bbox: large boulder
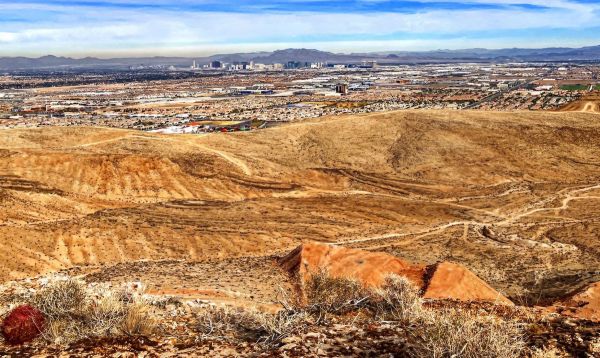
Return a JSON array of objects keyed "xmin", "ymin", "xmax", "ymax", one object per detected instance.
[
  {"xmin": 1, "ymin": 305, "xmax": 46, "ymax": 345},
  {"xmin": 280, "ymin": 241, "xmax": 513, "ymax": 305}
]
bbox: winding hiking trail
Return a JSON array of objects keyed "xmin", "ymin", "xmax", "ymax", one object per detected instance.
[
  {"xmin": 2, "ymin": 109, "xmax": 600, "ymax": 303},
  {"xmin": 71, "ymin": 133, "xmax": 252, "ymax": 176}
]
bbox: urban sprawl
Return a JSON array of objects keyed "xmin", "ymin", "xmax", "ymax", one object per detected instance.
[{"xmin": 1, "ymin": 61, "xmax": 598, "ymax": 133}]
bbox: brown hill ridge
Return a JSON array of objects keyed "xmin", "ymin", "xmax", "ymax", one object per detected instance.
[{"xmin": 279, "ymin": 242, "xmax": 513, "ymax": 305}]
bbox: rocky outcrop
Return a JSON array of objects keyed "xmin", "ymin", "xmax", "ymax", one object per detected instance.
[
  {"xmin": 279, "ymin": 242, "xmax": 513, "ymax": 305},
  {"xmin": 552, "ymin": 281, "xmax": 600, "ymax": 321},
  {"xmin": 279, "ymin": 242, "xmax": 427, "ymax": 288},
  {"xmin": 422, "ymin": 262, "xmax": 513, "ymax": 305}
]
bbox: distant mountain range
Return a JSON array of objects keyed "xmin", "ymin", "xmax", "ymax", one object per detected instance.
[{"xmin": 2, "ymin": 46, "xmax": 600, "ymax": 71}]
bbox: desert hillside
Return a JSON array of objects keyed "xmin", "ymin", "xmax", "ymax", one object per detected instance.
[{"xmin": 1, "ymin": 110, "xmax": 600, "ymax": 304}]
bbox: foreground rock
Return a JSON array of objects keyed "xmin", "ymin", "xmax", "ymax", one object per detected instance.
[
  {"xmin": 1, "ymin": 305, "xmax": 45, "ymax": 345},
  {"xmin": 279, "ymin": 241, "xmax": 426, "ymax": 287},
  {"xmin": 423, "ymin": 262, "xmax": 513, "ymax": 305},
  {"xmin": 279, "ymin": 241, "xmax": 513, "ymax": 305}
]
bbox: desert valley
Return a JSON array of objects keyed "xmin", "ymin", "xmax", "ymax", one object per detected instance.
[{"xmin": 1, "ymin": 96, "xmax": 600, "ymax": 355}]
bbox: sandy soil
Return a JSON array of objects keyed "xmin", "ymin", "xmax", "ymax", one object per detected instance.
[
  {"xmin": 1, "ymin": 109, "xmax": 600, "ymax": 303},
  {"xmin": 559, "ymin": 92, "xmax": 600, "ymax": 113}
]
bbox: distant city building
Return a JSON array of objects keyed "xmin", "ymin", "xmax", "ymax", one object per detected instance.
[
  {"xmin": 210, "ymin": 61, "xmax": 222, "ymax": 69},
  {"xmin": 335, "ymin": 83, "xmax": 349, "ymax": 95}
]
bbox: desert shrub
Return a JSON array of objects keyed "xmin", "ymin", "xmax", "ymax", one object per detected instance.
[
  {"xmin": 32, "ymin": 278, "xmax": 87, "ymax": 320},
  {"xmin": 1, "ymin": 305, "xmax": 46, "ymax": 345},
  {"xmin": 120, "ymin": 302, "xmax": 156, "ymax": 336},
  {"xmin": 303, "ymin": 270, "xmax": 370, "ymax": 316},
  {"xmin": 42, "ymin": 318, "xmax": 88, "ymax": 344},
  {"xmin": 87, "ymin": 289, "xmax": 128, "ymax": 336},
  {"xmin": 29, "ymin": 278, "xmax": 155, "ymax": 344},
  {"xmin": 197, "ymin": 305, "xmax": 310, "ymax": 346},
  {"xmin": 301, "ymin": 271, "xmax": 525, "ymax": 357},
  {"xmin": 414, "ymin": 308, "xmax": 525, "ymax": 358},
  {"xmin": 254, "ymin": 309, "xmax": 311, "ymax": 345},
  {"xmin": 370, "ymin": 274, "xmax": 423, "ymax": 323},
  {"xmin": 197, "ymin": 306, "xmax": 262, "ymax": 341}
]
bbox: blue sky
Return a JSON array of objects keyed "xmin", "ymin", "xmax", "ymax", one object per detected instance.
[{"xmin": 1, "ymin": 0, "xmax": 599, "ymax": 57}]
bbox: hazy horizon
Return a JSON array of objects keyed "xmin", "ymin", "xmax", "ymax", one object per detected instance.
[{"xmin": 1, "ymin": 0, "xmax": 600, "ymax": 57}]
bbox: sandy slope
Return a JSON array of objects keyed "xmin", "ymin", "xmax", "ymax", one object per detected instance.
[
  {"xmin": 1, "ymin": 110, "xmax": 600, "ymax": 302},
  {"xmin": 559, "ymin": 93, "xmax": 600, "ymax": 113}
]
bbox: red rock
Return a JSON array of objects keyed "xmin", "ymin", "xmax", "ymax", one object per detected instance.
[
  {"xmin": 422, "ymin": 262, "xmax": 513, "ymax": 305},
  {"xmin": 1, "ymin": 305, "xmax": 46, "ymax": 345},
  {"xmin": 280, "ymin": 241, "xmax": 513, "ymax": 305},
  {"xmin": 553, "ymin": 281, "xmax": 600, "ymax": 322},
  {"xmin": 279, "ymin": 242, "xmax": 426, "ymax": 288}
]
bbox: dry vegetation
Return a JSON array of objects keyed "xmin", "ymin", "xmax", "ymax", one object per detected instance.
[
  {"xmin": 7, "ymin": 278, "xmax": 156, "ymax": 344},
  {"xmin": 1, "ymin": 271, "xmax": 597, "ymax": 356},
  {"xmin": 195, "ymin": 271, "xmax": 526, "ymax": 357}
]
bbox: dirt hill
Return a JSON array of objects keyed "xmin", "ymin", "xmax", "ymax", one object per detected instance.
[
  {"xmin": 1, "ymin": 110, "xmax": 600, "ymax": 305},
  {"xmin": 559, "ymin": 92, "xmax": 600, "ymax": 113}
]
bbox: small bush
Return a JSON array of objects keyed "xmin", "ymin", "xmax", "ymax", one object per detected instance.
[
  {"xmin": 371, "ymin": 274, "xmax": 423, "ymax": 323},
  {"xmin": 197, "ymin": 306, "xmax": 261, "ymax": 341},
  {"xmin": 254, "ymin": 309, "xmax": 311, "ymax": 345},
  {"xmin": 120, "ymin": 302, "xmax": 155, "ymax": 336},
  {"xmin": 29, "ymin": 278, "xmax": 155, "ymax": 344},
  {"xmin": 1, "ymin": 305, "xmax": 46, "ymax": 345},
  {"xmin": 301, "ymin": 271, "xmax": 525, "ymax": 357},
  {"xmin": 87, "ymin": 290, "xmax": 128, "ymax": 336},
  {"xmin": 32, "ymin": 278, "xmax": 87, "ymax": 320},
  {"xmin": 197, "ymin": 305, "xmax": 310, "ymax": 346},
  {"xmin": 191, "ymin": 269, "xmax": 525, "ymax": 356},
  {"xmin": 415, "ymin": 308, "xmax": 525, "ymax": 358},
  {"xmin": 304, "ymin": 270, "xmax": 370, "ymax": 316}
]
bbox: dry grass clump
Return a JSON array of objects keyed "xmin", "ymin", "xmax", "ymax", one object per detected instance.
[
  {"xmin": 303, "ymin": 271, "xmax": 525, "ymax": 358},
  {"xmin": 197, "ymin": 306, "xmax": 259, "ymax": 340},
  {"xmin": 254, "ymin": 309, "xmax": 311, "ymax": 344},
  {"xmin": 120, "ymin": 302, "xmax": 156, "ymax": 337},
  {"xmin": 197, "ymin": 305, "xmax": 310, "ymax": 345},
  {"xmin": 370, "ymin": 274, "xmax": 423, "ymax": 324},
  {"xmin": 194, "ymin": 271, "xmax": 525, "ymax": 356},
  {"xmin": 303, "ymin": 269, "xmax": 370, "ymax": 316},
  {"xmin": 30, "ymin": 278, "xmax": 155, "ymax": 344},
  {"xmin": 32, "ymin": 278, "xmax": 87, "ymax": 320},
  {"xmin": 415, "ymin": 309, "xmax": 525, "ymax": 358}
]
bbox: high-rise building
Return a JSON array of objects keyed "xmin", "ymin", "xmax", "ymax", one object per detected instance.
[
  {"xmin": 335, "ymin": 84, "xmax": 349, "ymax": 95},
  {"xmin": 210, "ymin": 61, "xmax": 222, "ymax": 69}
]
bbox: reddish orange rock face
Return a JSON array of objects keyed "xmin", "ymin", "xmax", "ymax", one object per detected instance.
[
  {"xmin": 1, "ymin": 305, "xmax": 46, "ymax": 345},
  {"xmin": 553, "ymin": 281, "xmax": 600, "ymax": 322},
  {"xmin": 280, "ymin": 242, "xmax": 513, "ymax": 306},
  {"xmin": 422, "ymin": 262, "xmax": 513, "ymax": 305},
  {"xmin": 279, "ymin": 241, "xmax": 426, "ymax": 288}
]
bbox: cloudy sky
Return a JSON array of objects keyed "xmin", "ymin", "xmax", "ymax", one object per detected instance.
[{"xmin": 1, "ymin": 0, "xmax": 599, "ymax": 57}]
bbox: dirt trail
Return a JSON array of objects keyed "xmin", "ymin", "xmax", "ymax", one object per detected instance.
[
  {"xmin": 71, "ymin": 133, "xmax": 252, "ymax": 176},
  {"xmin": 2, "ymin": 110, "xmax": 600, "ymax": 301},
  {"xmin": 559, "ymin": 93, "xmax": 600, "ymax": 113}
]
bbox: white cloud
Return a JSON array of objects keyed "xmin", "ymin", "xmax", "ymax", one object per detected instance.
[{"xmin": 1, "ymin": 1, "xmax": 599, "ymax": 56}]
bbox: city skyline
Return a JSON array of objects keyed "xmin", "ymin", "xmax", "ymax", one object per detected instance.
[{"xmin": 1, "ymin": 0, "xmax": 600, "ymax": 57}]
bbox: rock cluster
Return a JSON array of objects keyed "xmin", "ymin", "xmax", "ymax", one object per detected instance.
[{"xmin": 280, "ymin": 242, "xmax": 513, "ymax": 305}]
